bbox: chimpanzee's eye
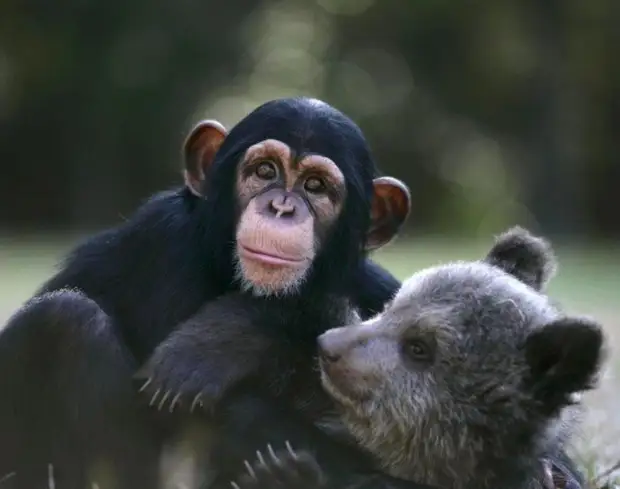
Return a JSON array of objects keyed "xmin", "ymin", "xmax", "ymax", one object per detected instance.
[
  {"xmin": 304, "ymin": 176, "xmax": 326, "ymax": 194},
  {"xmin": 255, "ymin": 161, "xmax": 277, "ymax": 180}
]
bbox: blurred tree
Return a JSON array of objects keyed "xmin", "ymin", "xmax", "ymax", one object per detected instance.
[
  {"xmin": 0, "ymin": 0, "xmax": 618, "ymax": 238},
  {"xmin": 0, "ymin": 0, "xmax": 263, "ymax": 230},
  {"xmin": 321, "ymin": 0, "xmax": 618, "ymax": 237}
]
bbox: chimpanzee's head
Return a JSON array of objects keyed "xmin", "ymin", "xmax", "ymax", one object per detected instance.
[{"xmin": 182, "ymin": 97, "xmax": 410, "ymax": 297}]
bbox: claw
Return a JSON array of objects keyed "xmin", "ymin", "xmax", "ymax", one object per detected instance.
[
  {"xmin": 48, "ymin": 463, "xmax": 55, "ymax": 489},
  {"xmin": 267, "ymin": 444, "xmax": 280, "ymax": 465},
  {"xmin": 170, "ymin": 392, "xmax": 182, "ymax": 413},
  {"xmin": 138, "ymin": 378, "xmax": 152, "ymax": 393},
  {"xmin": 244, "ymin": 460, "xmax": 257, "ymax": 480},
  {"xmin": 256, "ymin": 450, "xmax": 266, "ymax": 468},
  {"xmin": 0, "ymin": 472, "xmax": 16, "ymax": 484},
  {"xmin": 190, "ymin": 393, "xmax": 203, "ymax": 413},
  {"xmin": 149, "ymin": 388, "xmax": 161, "ymax": 406},
  {"xmin": 285, "ymin": 441, "xmax": 298, "ymax": 460},
  {"xmin": 158, "ymin": 390, "xmax": 171, "ymax": 411}
]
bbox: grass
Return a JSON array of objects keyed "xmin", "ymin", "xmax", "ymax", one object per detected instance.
[
  {"xmin": 374, "ymin": 235, "xmax": 620, "ymax": 315},
  {"xmin": 1, "ymin": 233, "xmax": 619, "ymax": 486}
]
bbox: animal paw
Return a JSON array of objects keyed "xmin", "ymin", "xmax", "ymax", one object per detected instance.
[
  {"xmin": 133, "ymin": 363, "xmax": 222, "ymax": 414},
  {"xmin": 231, "ymin": 442, "xmax": 326, "ymax": 489}
]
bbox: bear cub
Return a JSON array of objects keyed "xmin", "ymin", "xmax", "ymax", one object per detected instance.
[{"xmin": 233, "ymin": 227, "xmax": 606, "ymax": 489}]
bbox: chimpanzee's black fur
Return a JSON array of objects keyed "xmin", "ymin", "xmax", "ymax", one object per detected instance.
[{"xmin": 0, "ymin": 98, "xmax": 407, "ymax": 489}]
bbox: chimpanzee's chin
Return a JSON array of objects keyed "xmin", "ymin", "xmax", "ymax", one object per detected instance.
[
  {"xmin": 235, "ymin": 259, "xmax": 307, "ymax": 297},
  {"xmin": 246, "ymin": 281, "xmax": 304, "ymax": 298}
]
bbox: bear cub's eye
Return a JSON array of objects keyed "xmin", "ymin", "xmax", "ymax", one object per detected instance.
[{"xmin": 401, "ymin": 338, "xmax": 433, "ymax": 363}]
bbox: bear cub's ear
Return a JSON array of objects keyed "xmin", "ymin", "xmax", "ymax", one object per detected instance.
[
  {"xmin": 484, "ymin": 226, "xmax": 557, "ymax": 291},
  {"xmin": 524, "ymin": 316, "xmax": 606, "ymax": 414}
]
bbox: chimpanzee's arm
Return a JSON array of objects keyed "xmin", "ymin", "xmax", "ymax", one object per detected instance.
[
  {"xmin": 229, "ymin": 443, "xmax": 581, "ymax": 489},
  {"xmin": 0, "ymin": 289, "xmax": 163, "ymax": 489},
  {"xmin": 230, "ymin": 445, "xmax": 439, "ymax": 489},
  {"xmin": 134, "ymin": 294, "xmax": 272, "ymax": 413},
  {"xmin": 213, "ymin": 392, "xmax": 439, "ymax": 489},
  {"xmin": 134, "ymin": 297, "xmax": 391, "ymax": 487},
  {"xmin": 135, "ymin": 258, "xmax": 400, "ymax": 411},
  {"xmin": 208, "ymin": 389, "xmax": 375, "ymax": 486}
]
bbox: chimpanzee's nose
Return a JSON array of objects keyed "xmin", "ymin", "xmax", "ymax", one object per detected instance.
[{"xmin": 269, "ymin": 196, "xmax": 295, "ymax": 218}]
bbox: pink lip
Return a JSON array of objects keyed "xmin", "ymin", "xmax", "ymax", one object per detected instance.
[{"xmin": 239, "ymin": 245, "xmax": 306, "ymax": 266}]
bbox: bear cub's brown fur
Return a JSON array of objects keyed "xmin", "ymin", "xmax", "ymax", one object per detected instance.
[{"xmin": 235, "ymin": 227, "xmax": 606, "ymax": 489}]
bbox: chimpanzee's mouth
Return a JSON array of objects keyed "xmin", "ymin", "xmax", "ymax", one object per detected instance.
[{"xmin": 238, "ymin": 244, "xmax": 307, "ymax": 266}]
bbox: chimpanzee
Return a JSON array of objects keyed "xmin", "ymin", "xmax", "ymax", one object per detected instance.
[
  {"xmin": 0, "ymin": 97, "xmax": 585, "ymax": 489},
  {"xmin": 0, "ymin": 97, "xmax": 413, "ymax": 489}
]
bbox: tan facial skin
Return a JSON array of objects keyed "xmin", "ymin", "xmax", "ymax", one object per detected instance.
[
  {"xmin": 182, "ymin": 118, "xmax": 411, "ymax": 297},
  {"xmin": 234, "ymin": 139, "xmax": 347, "ymax": 296}
]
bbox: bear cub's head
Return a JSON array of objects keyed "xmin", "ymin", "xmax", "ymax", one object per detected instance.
[{"xmin": 318, "ymin": 226, "xmax": 606, "ymax": 489}]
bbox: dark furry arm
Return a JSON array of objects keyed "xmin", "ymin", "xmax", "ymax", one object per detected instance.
[
  {"xmin": 209, "ymin": 391, "xmax": 439, "ymax": 489},
  {"xmin": 230, "ymin": 443, "xmax": 584, "ymax": 489},
  {"xmin": 353, "ymin": 259, "xmax": 400, "ymax": 320},
  {"xmin": 229, "ymin": 441, "xmax": 439, "ymax": 489},
  {"xmin": 209, "ymin": 389, "xmax": 376, "ymax": 486},
  {"xmin": 214, "ymin": 385, "xmax": 372, "ymax": 475},
  {"xmin": 134, "ymin": 294, "xmax": 271, "ymax": 413}
]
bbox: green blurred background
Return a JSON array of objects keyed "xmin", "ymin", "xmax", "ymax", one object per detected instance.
[{"xmin": 0, "ymin": 0, "xmax": 619, "ymax": 472}]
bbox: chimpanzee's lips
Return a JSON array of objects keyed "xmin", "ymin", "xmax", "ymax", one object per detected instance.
[{"xmin": 239, "ymin": 244, "xmax": 306, "ymax": 266}]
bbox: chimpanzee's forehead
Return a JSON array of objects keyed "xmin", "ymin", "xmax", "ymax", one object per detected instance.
[{"xmin": 223, "ymin": 97, "xmax": 373, "ymax": 172}]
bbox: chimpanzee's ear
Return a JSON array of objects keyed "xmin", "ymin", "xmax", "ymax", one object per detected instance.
[
  {"xmin": 365, "ymin": 177, "xmax": 411, "ymax": 252},
  {"xmin": 524, "ymin": 316, "xmax": 605, "ymax": 414},
  {"xmin": 183, "ymin": 120, "xmax": 228, "ymax": 197},
  {"xmin": 483, "ymin": 226, "xmax": 557, "ymax": 291}
]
